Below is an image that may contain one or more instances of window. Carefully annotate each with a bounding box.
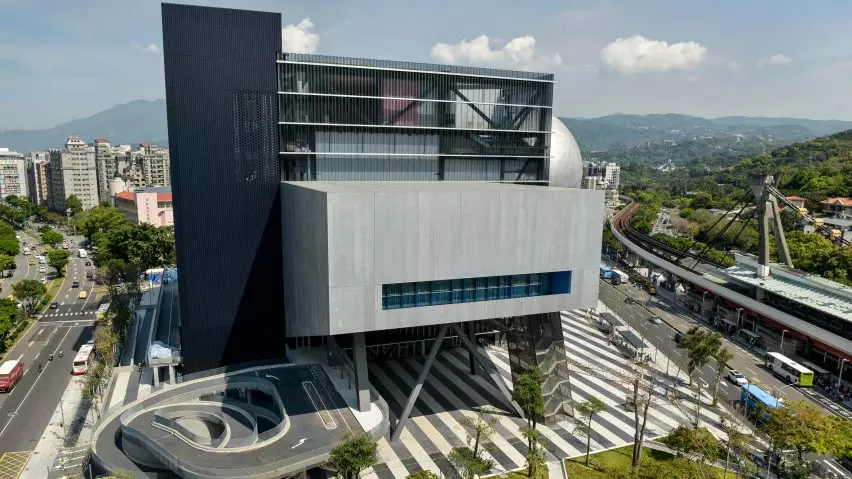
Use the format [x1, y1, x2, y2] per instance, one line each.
[381, 271, 572, 310]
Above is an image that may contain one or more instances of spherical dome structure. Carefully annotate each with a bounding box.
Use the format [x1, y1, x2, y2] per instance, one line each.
[549, 115, 583, 188]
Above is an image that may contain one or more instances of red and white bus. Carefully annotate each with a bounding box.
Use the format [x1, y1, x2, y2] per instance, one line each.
[0, 359, 24, 392]
[72, 343, 94, 375]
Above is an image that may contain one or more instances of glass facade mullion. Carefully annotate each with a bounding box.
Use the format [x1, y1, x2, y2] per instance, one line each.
[381, 271, 572, 310]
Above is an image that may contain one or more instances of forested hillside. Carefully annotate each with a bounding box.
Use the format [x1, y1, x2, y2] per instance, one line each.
[621, 130, 852, 286]
[559, 114, 851, 168]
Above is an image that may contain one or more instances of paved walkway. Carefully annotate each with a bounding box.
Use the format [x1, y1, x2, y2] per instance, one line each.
[355, 308, 746, 479]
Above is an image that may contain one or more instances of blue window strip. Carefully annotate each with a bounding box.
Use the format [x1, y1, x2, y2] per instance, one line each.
[382, 271, 571, 310]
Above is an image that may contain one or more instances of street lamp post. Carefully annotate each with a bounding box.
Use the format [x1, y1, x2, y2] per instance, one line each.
[838, 358, 849, 393]
[779, 329, 788, 353]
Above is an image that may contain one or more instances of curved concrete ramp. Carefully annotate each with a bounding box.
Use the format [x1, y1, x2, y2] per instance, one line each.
[91, 363, 364, 478]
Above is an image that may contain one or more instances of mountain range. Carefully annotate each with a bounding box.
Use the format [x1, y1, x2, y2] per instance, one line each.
[0, 99, 168, 152]
[559, 113, 852, 152]
[2, 99, 851, 156]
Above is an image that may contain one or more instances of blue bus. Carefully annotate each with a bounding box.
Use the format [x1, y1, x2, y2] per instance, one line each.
[600, 264, 613, 280]
[741, 384, 782, 422]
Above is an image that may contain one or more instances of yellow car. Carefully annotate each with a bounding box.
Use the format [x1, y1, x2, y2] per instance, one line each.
[27, 259, 35, 265]
[78, 290, 88, 299]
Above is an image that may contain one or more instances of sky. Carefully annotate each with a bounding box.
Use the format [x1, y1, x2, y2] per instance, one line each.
[2, 0, 852, 130]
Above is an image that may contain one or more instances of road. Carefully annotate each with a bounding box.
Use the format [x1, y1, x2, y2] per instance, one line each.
[598, 278, 852, 419]
[598, 278, 852, 477]
[0, 226, 102, 468]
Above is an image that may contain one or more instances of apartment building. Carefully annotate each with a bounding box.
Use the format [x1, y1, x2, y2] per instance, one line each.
[0, 148, 28, 199]
[48, 136, 99, 211]
[123, 144, 171, 190]
[25, 151, 50, 206]
[583, 161, 621, 191]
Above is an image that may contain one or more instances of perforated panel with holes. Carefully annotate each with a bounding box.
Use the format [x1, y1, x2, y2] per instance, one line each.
[232, 90, 278, 184]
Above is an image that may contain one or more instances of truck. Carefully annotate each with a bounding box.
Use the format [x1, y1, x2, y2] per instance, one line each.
[611, 268, 629, 285]
[77, 249, 87, 258]
[0, 359, 24, 392]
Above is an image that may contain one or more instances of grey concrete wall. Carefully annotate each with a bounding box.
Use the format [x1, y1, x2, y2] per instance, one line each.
[282, 183, 605, 336]
[281, 185, 331, 337]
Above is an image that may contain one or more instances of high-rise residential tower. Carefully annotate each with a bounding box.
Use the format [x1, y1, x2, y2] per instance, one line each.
[48, 136, 99, 211]
[0, 148, 28, 199]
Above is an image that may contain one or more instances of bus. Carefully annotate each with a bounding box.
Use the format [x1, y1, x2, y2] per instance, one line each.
[95, 303, 110, 322]
[77, 249, 87, 258]
[72, 343, 94, 375]
[600, 264, 613, 280]
[741, 384, 782, 422]
[766, 351, 814, 387]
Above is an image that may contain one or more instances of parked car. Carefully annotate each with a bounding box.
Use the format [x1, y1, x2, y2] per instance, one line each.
[84, 261, 91, 266]
[728, 369, 748, 386]
[85, 271, 93, 279]
[648, 315, 663, 325]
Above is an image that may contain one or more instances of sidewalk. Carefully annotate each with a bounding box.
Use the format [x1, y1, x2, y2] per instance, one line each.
[20, 376, 94, 478]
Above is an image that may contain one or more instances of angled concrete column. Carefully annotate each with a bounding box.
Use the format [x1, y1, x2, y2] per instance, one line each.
[391, 324, 448, 442]
[168, 365, 176, 384]
[153, 367, 160, 388]
[353, 332, 370, 412]
[455, 323, 526, 420]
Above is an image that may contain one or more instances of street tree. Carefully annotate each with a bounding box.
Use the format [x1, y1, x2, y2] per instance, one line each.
[574, 397, 608, 466]
[630, 375, 654, 469]
[512, 367, 544, 435]
[405, 471, 439, 479]
[40, 228, 64, 248]
[12, 279, 46, 320]
[329, 433, 378, 479]
[661, 426, 721, 467]
[0, 253, 14, 271]
[47, 249, 70, 276]
[711, 346, 734, 406]
[449, 406, 499, 479]
[720, 418, 753, 479]
[74, 206, 128, 242]
[65, 195, 83, 216]
[678, 327, 722, 385]
[521, 427, 547, 478]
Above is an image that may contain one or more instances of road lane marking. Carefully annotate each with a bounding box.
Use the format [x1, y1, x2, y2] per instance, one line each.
[26, 341, 33, 348]
[0, 325, 74, 437]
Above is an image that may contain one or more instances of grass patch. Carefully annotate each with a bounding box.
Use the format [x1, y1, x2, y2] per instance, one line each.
[482, 465, 548, 479]
[566, 446, 727, 479]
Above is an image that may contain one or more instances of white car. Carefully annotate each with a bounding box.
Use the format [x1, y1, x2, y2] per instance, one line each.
[38, 266, 46, 273]
[648, 315, 663, 325]
[728, 370, 748, 386]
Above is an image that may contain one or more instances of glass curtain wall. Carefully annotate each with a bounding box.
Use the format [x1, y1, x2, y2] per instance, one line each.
[278, 54, 554, 182]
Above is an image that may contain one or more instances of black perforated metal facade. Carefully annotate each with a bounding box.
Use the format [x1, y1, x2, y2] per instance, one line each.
[162, 4, 284, 373]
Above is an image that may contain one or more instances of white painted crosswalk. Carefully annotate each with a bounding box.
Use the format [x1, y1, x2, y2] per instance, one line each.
[360, 309, 743, 479]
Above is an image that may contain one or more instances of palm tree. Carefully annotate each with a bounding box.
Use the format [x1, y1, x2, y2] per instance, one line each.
[712, 346, 734, 406]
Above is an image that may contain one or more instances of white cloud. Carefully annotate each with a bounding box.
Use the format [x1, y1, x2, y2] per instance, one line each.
[282, 18, 319, 54]
[430, 34, 562, 72]
[131, 43, 160, 54]
[757, 53, 792, 67]
[600, 35, 707, 74]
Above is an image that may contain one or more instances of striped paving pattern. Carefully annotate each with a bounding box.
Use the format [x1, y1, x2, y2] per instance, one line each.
[363, 309, 733, 478]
